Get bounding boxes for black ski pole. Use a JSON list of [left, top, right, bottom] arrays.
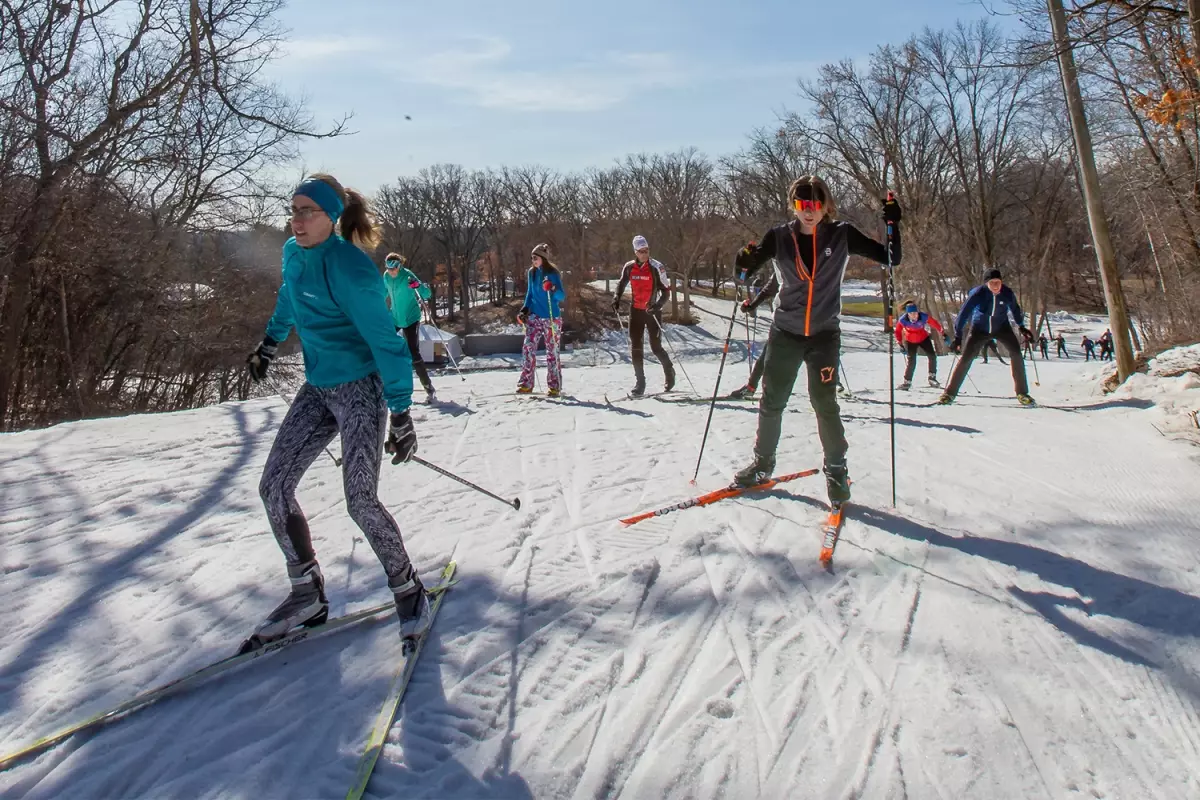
[[411, 455, 521, 510], [884, 190, 897, 508], [267, 377, 520, 509], [691, 297, 740, 483]]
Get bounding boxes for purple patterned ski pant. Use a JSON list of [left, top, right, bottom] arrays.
[[518, 316, 562, 391]]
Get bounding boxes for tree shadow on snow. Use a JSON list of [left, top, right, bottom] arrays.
[[852, 505, 1200, 669], [0, 404, 274, 712]]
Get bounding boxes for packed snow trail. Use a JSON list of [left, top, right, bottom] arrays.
[[2, 301, 1200, 798]]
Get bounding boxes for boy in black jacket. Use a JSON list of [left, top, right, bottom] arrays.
[[938, 268, 1034, 406]]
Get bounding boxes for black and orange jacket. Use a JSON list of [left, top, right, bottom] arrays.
[[615, 258, 670, 311], [740, 219, 900, 337]]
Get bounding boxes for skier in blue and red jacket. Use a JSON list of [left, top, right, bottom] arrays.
[[894, 302, 944, 390]]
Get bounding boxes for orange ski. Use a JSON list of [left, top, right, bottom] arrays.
[[619, 469, 819, 526], [819, 502, 847, 566]]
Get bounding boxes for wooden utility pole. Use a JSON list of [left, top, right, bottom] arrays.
[[1047, 0, 1135, 381]]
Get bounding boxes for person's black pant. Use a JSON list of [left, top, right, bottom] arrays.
[[629, 308, 674, 387], [945, 326, 1030, 397], [754, 326, 846, 468], [902, 339, 937, 382], [399, 322, 433, 392], [1040, 342, 1049, 359], [1056, 341, 1069, 358]]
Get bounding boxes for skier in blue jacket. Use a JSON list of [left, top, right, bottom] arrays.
[[937, 268, 1035, 406], [516, 243, 567, 395], [242, 173, 430, 653]]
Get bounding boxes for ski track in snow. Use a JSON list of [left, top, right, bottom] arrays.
[[2, 299, 1200, 798]]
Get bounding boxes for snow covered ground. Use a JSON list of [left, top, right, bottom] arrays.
[[2, 294, 1200, 799]]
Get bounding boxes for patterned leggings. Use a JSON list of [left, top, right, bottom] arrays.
[[258, 373, 412, 581], [518, 316, 562, 391]]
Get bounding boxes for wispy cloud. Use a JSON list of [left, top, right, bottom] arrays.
[[381, 36, 687, 113], [278, 35, 385, 62]]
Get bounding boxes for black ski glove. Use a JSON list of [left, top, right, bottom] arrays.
[[952, 335, 962, 354], [517, 307, 530, 324], [384, 411, 417, 464], [246, 337, 278, 382], [1019, 326, 1033, 342], [882, 196, 902, 224], [740, 298, 756, 316], [611, 297, 621, 313]]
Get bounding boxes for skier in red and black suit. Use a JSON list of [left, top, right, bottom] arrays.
[[893, 301, 944, 390], [612, 235, 675, 396]]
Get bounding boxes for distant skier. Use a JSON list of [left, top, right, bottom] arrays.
[[612, 235, 675, 396], [243, 173, 428, 652], [731, 175, 901, 510], [981, 339, 1006, 365], [1082, 335, 1096, 361], [1038, 334, 1049, 359], [1098, 328, 1113, 361], [728, 272, 779, 399], [383, 253, 436, 404], [1056, 332, 1070, 358], [893, 301, 944, 390], [517, 244, 566, 396], [937, 268, 1034, 406]]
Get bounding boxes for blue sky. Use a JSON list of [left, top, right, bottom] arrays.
[[268, 0, 1011, 192]]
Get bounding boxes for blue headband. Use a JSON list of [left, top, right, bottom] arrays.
[[294, 179, 344, 223]]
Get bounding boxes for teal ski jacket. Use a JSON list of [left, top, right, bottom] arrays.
[[383, 267, 431, 329], [265, 235, 413, 413]]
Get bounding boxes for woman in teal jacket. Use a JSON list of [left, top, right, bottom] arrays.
[[383, 252, 436, 403], [242, 173, 431, 652], [517, 243, 566, 395]]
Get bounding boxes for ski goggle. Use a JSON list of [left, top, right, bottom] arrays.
[[385, 260, 400, 268], [793, 198, 823, 214]]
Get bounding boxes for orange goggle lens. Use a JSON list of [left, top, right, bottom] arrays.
[[794, 199, 823, 213]]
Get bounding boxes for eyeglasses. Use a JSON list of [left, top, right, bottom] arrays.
[[288, 206, 323, 221], [793, 199, 823, 214]]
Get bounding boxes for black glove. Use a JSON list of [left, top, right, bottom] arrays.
[[1019, 326, 1032, 342], [734, 242, 759, 277], [384, 411, 417, 464], [517, 307, 530, 324], [740, 298, 755, 315], [952, 335, 962, 354], [882, 195, 902, 224], [611, 298, 620, 313], [246, 337, 277, 382]]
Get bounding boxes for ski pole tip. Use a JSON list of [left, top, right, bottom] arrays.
[[512, 498, 522, 510]]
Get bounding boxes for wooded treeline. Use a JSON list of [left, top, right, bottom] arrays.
[[2, 0, 1197, 430]]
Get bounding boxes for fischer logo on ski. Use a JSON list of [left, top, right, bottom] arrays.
[[819, 503, 847, 567]]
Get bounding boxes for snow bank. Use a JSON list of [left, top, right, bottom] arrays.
[[1109, 343, 1200, 443]]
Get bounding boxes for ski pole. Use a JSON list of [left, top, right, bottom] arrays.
[[267, 377, 519, 509], [691, 297, 740, 483], [839, 361, 853, 395], [418, 297, 464, 381], [411, 455, 521, 510], [1026, 334, 1041, 386], [648, 313, 698, 396], [884, 190, 897, 508]]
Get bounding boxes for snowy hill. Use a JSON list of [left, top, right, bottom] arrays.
[[2, 297, 1200, 799]]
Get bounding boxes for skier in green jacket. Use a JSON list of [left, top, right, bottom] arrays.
[[383, 253, 436, 404]]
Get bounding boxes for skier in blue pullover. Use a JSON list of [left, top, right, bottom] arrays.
[[938, 268, 1035, 406], [517, 243, 567, 395], [242, 173, 431, 653]]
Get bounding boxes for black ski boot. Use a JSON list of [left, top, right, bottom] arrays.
[[239, 560, 329, 653], [824, 462, 851, 505], [390, 565, 432, 642], [727, 384, 757, 400], [733, 456, 775, 488], [664, 366, 676, 393]]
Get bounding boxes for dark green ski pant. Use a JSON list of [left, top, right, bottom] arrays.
[[753, 326, 847, 467]]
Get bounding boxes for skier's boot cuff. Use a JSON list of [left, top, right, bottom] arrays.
[[391, 568, 432, 640], [253, 560, 329, 640], [734, 458, 775, 488], [824, 462, 851, 505]]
